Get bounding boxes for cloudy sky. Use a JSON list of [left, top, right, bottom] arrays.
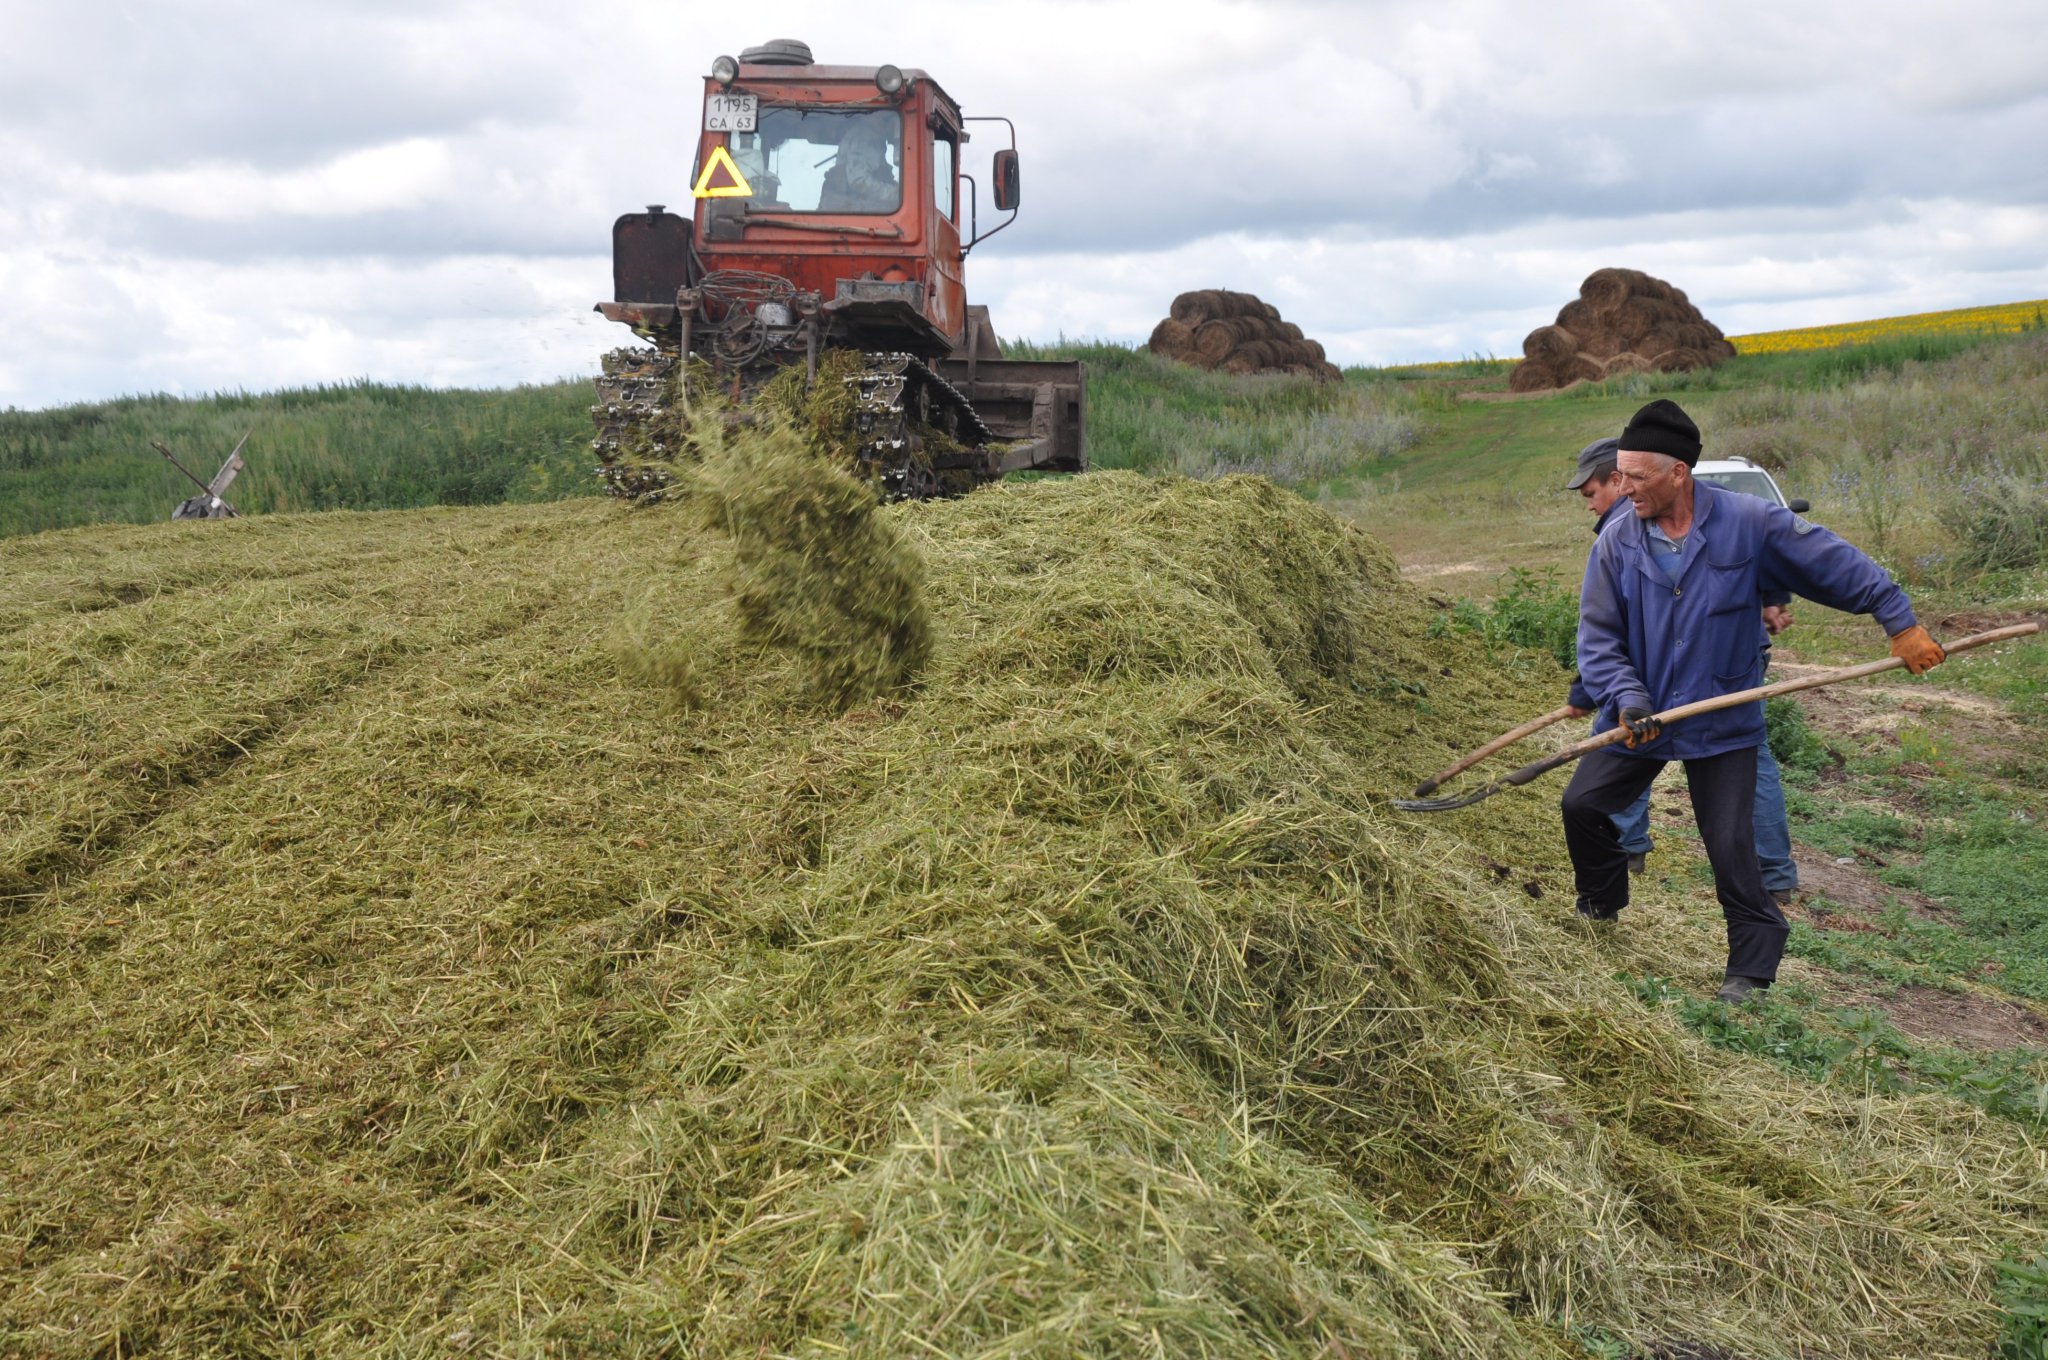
[[5, 0, 2047, 409]]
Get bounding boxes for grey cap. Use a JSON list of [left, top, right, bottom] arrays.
[[1564, 436, 1620, 490]]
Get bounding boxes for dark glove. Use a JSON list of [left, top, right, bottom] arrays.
[[1888, 624, 1946, 675], [1619, 706, 1662, 748]]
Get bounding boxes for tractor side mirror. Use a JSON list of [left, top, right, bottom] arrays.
[[1787, 498, 1811, 514], [992, 150, 1020, 212]]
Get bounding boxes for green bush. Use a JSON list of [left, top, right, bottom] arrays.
[[2000, 1252, 2048, 1359], [1765, 695, 1833, 773], [1938, 468, 2048, 572], [1441, 566, 1580, 671]]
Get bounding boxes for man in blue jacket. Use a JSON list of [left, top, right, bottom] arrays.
[[1562, 436, 1801, 898], [1565, 400, 1946, 1004]]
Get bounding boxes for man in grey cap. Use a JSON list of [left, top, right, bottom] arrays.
[[1561, 439, 1656, 869]]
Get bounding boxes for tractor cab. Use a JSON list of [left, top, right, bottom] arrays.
[[601, 38, 1020, 362]]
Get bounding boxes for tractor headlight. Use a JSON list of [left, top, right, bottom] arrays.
[[875, 64, 905, 96], [711, 55, 739, 88]]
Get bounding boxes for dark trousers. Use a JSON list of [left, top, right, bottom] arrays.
[[1561, 745, 1790, 981]]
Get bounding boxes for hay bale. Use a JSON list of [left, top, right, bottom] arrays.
[[1556, 299, 1600, 335], [1566, 352, 1607, 385], [1148, 318, 1197, 361], [1523, 325, 1579, 364], [1155, 291, 1333, 377], [1170, 289, 1271, 325], [1646, 346, 1711, 373], [1511, 269, 1738, 390], [1579, 267, 1651, 310]]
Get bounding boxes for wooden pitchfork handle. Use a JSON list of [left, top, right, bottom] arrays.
[[1394, 621, 2041, 813], [1413, 705, 1576, 798]]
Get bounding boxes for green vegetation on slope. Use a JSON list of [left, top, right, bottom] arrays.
[[3, 475, 2044, 1357], [0, 379, 597, 537]]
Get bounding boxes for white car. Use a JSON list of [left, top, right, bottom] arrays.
[[1693, 456, 1810, 514]]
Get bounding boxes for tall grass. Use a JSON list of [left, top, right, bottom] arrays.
[[1705, 332, 2048, 584], [1006, 341, 1430, 487], [0, 379, 598, 537]]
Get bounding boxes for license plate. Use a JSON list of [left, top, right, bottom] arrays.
[[704, 94, 757, 133]]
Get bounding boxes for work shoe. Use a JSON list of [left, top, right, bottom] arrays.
[[1627, 852, 1647, 876], [1770, 888, 1797, 908], [1575, 898, 1622, 923], [1715, 973, 1771, 1006]]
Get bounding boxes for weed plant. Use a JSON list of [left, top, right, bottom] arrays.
[[1435, 566, 1581, 671]]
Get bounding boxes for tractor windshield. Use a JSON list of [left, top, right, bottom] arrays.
[[727, 107, 902, 215]]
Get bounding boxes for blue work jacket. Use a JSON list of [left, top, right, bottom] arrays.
[[1577, 482, 1917, 759]]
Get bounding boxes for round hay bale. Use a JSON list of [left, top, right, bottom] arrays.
[[1169, 290, 1225, 325], [1261, 300, 1281, 320], [1603, 351, 1653, 377], [1567, 352, 1607, 385], [1177, 290, 1271, 323], [1523, 325, 1579, 364], [1277, 321, 1305, 343], [1557, 299, 1600, 334], [1148, 319, 1196, 361], [1646, 347, 1711, 373], [1611, 300, 1662, 345], [1508, 359, 1558, 392], [1192, 321, 1238, 363], [1222, 352, 1261, 376], [1580, 268, 1655, 311], [1302, 338, 1326, 363], [1319, 361, 1343, 382]]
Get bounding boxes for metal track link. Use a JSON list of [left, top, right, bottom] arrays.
[[590, 347, 679, 500], [589, 346, 996, 503], [847, 352, 995, 501]]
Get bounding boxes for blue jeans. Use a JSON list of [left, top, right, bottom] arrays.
[[1611, 736, 1797, 891]]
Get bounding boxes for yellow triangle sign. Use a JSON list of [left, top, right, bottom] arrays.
[[693, 145, 753, 199]]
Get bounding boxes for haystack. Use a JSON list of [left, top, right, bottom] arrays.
[[1149, 289, 1343, 381], [2, 469, 2043, 1355], [1508, 268, 1739, 391]]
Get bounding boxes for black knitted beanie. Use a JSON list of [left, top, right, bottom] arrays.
[[1619, 399, 1702, 466]]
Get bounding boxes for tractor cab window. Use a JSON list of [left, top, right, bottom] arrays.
[[728, 107, 902, 215], [932, 127, 956, 220]]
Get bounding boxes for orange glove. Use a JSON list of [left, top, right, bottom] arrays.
[[1619, 706, 1663, 748], [1889, 624, 1946, 675]]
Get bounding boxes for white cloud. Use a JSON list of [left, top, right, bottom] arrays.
[[3, 0, 2047, 407]]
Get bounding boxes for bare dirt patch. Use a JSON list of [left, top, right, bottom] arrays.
[[1787, 846, 1949, 923], [1930, 608, 2045, 636], [1887, 984, 2048, 1050]]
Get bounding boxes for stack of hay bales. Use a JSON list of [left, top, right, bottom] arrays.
[[1148, 289, 1343, 381], [1508, 268, 1739, 392]]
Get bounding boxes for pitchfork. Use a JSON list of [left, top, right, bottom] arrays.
[[1395, 622, 2041, 813]]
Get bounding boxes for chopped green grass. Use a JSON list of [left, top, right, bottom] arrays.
[[3, 471, 2044, 1356]]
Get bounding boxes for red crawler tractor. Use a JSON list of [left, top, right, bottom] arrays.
[[592, 38, 1086, 499]]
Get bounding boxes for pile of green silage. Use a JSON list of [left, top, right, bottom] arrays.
[[1, 462, 2044, 1358]]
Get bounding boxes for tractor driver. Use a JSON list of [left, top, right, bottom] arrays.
[[819, 119, 899, 213]]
